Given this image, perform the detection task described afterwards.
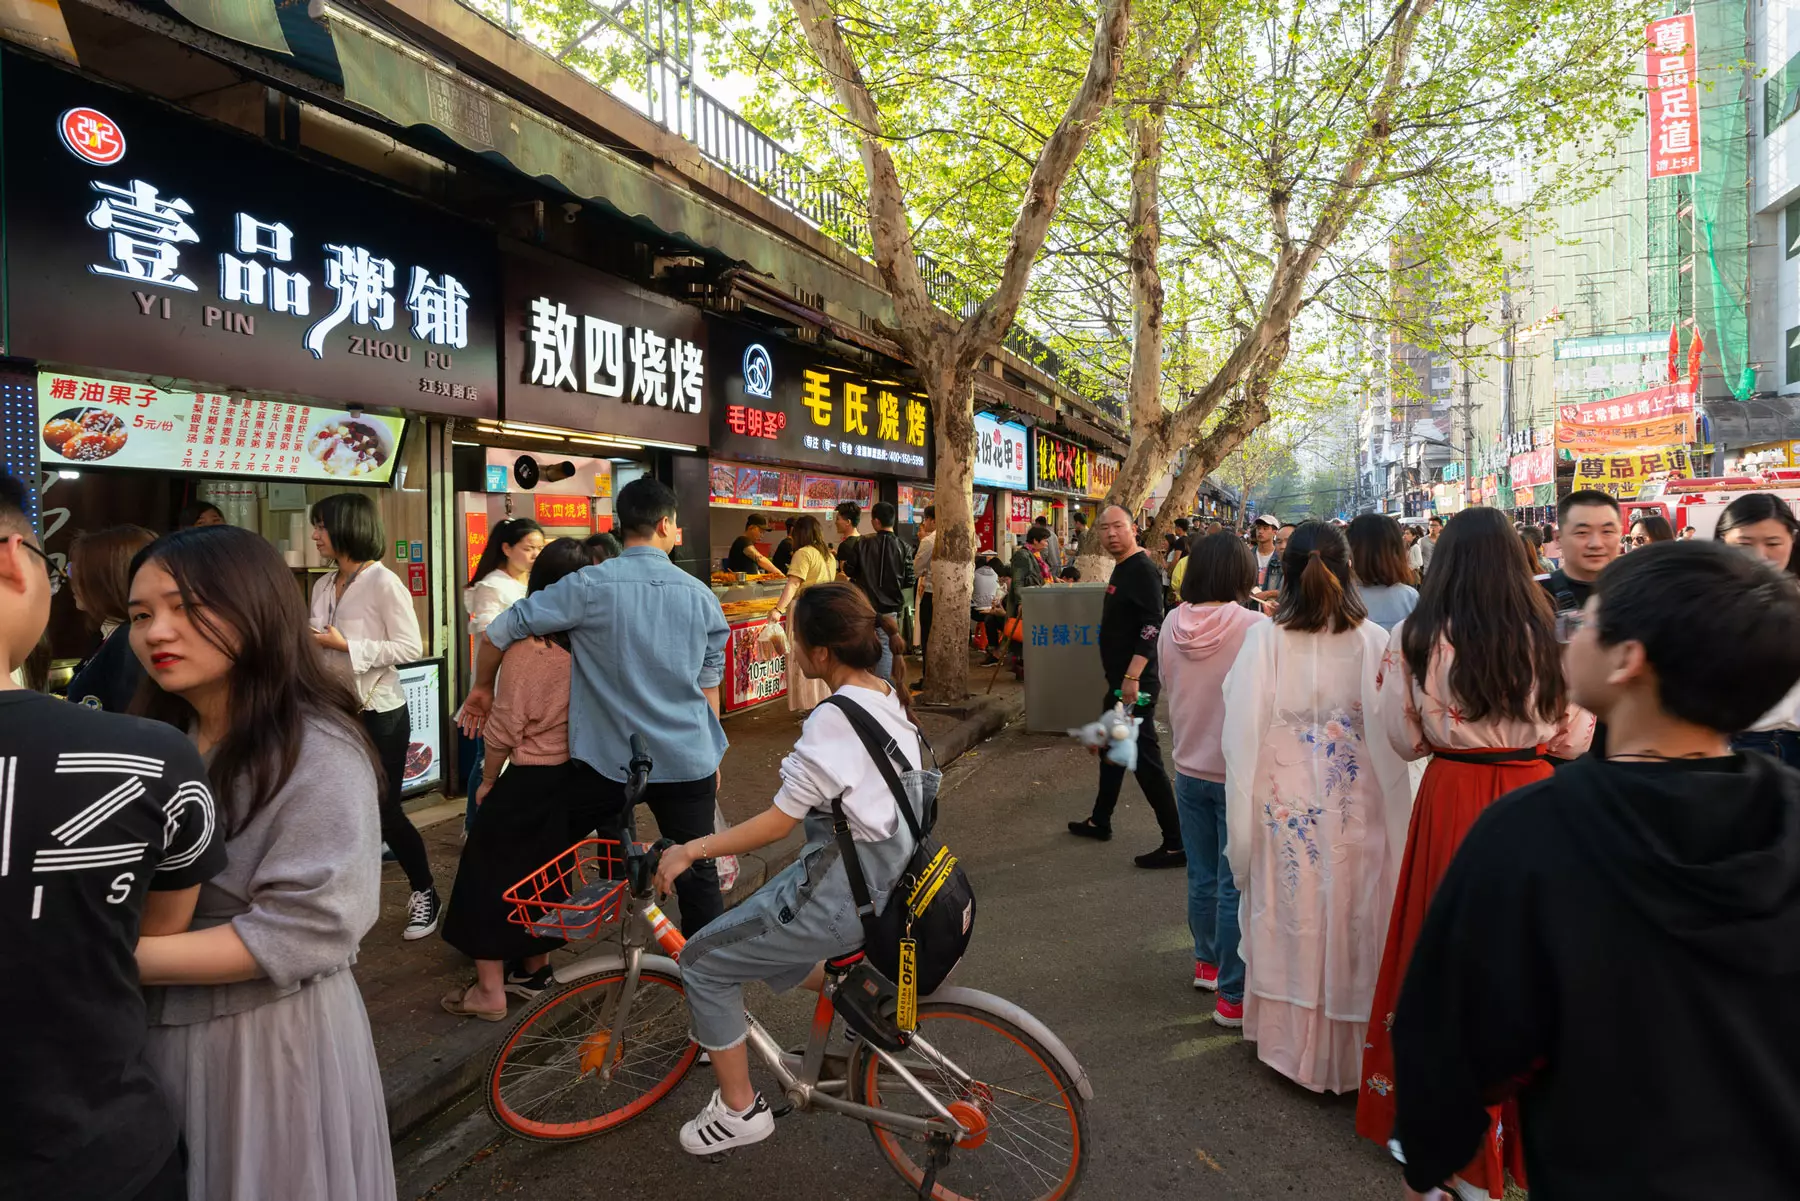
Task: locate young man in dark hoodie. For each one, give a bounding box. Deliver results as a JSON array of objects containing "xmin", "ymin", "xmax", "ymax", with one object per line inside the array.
[{"xmin": 1392, "ymin": 539, "xmax": 1800, "ymax": 1201}]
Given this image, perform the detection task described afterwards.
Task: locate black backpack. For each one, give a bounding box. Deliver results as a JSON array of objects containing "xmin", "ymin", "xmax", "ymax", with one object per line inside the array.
[{"xmin": 822, "ymin": 696, "xmax": 974, "ymax": 1028}]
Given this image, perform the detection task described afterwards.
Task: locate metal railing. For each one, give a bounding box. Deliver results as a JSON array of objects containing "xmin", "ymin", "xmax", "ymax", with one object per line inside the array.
[{"xmin": 459, "ymin": 0, "xmax": 1121, "ymax": 422}]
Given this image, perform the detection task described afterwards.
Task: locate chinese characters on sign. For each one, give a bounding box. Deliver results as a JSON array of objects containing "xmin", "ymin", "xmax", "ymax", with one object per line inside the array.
[
  {"xmin": 1647, "ymin": 14, "xmax": 1701, "ymax": 179},
  {"xmin": 36, "ymin": 371, "xmax": 406, "ymax": 483},
  {"xmin": 1028, "ymin": 622, "xmax": 1097, "ymax": 648},
  {"xmin": 724, "ymin": 620, "xmax": 788, "ymax": 711},
  {"xmin": 1033, "ymin": 430, "xmax": 1091, "ymax": 495},
  {"xmin": 1087, "ymin": 453, "xmax": 1120, "ymax": 501},
  {"xmin": 524, "ymin": 295, "xmax": 703, "ymax": 412},
  {"xmin": 1573, "ymin": 447, "xmax": 1690, "ymax": 497},
  {"xmin": 1554, "ymin": 410, "xmax": 1696, "ymax": 454},
  {"xmin": 4, "ymin": 53, "xmax": 498, "ymax": 415},
  {"xmin": 973, "ymin": 412, "xmax": 1029, "ymax": 490},
  {"xmin": 534, "ymin": 495, "xmax": 593, "ymax": 526},
  {"xmin": 1508, "ymin": 445, "xmax": 1555, "ymax": 489},
  {"xmin": 1557, "ymin": 383, "xmax": 1692, "ymax": 428},
  {"xmin": 724, "ymin": 403, "xmax": 787, "ymax": 440}
]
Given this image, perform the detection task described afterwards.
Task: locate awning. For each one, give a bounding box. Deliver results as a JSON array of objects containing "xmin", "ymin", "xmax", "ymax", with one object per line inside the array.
[
  {"xmin": 164, "ymin": 0, "xmax": 291, "ymax": 53},
  {"xmin": 1704, "ymin": 397, "xmax": 1800, "ymax": 446}
]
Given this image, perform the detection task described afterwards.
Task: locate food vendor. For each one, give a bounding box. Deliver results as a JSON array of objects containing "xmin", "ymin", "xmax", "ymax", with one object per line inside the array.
[{"xmin": 724, "ymin": 512, "xmax": 780, "ymax": 575}]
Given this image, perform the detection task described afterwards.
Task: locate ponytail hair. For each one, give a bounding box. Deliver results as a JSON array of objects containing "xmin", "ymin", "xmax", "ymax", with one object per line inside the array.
[
  {"xmin": 790, "ymin": 582, "xmax": 916, "ymax": 721},
  {"xmin": 1273, "ymin": 521, "xmax": 1366, "ymax": 633}
]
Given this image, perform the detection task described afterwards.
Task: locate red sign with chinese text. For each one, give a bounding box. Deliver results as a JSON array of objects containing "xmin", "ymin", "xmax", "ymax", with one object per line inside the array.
[
  {"xmin": 1557, "ymin": 381, "xmax": 1692, "ymax": 429},
  {"xmin": 59, "ymin": 107, "xmax": 125, "ymax": 165},
  {"xmin": 1647, "ymin": 15, "xmax": 1700, "ymax": 179},
  {"xmin": 723, "ymin": 403, "xmax": 787, "ymax": 440},
  {"xmin": 407, "ymin": 563, "xmax": 427, "ymax": 597},
  {"xmin": 535, "ymin": 495, "xmax": 592, "ymax": 526},
  {"xmin": 465, "ymin": 511, "xmax": 488, "ymax": 583}
]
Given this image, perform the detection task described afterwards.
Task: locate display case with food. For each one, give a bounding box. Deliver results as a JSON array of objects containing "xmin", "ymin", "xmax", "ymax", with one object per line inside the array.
[{"xmin": 711, "ymin": 579, "xmax": 788, "ymax": 713}]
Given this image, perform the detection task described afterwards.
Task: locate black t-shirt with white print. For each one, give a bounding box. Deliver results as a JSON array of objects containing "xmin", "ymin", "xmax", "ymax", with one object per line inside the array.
[{"xmin": 0, "ymin": 691, "xmax": 224, "ymax": 1201}]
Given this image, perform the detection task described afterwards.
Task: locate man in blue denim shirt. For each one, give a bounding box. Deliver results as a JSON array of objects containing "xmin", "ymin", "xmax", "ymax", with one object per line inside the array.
[{"xmin": 460, "ymin": 477, "xmax": 730, "ymax": 935}]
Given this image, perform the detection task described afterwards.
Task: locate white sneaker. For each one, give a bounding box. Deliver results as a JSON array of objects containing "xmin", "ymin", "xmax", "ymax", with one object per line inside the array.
[
  {"xmin": 1448, "ymin": 1177, "xmax": 1490, "ymax": 1201},
  {"xmin": 679, "ymin": 1089, "xmax": 774, "ymax": 1155},
  {"xmin": 402, "ymin": 888, "xmax": 441, "ymax": 941}
]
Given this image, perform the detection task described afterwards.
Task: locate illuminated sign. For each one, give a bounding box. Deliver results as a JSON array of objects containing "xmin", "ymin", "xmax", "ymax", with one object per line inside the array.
[{"xmin": 973, "ymin": 412, "xmax": 1028, "ymax": 489}]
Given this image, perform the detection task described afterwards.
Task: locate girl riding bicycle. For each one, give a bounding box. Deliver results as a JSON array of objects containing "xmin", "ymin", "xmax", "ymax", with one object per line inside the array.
[{"xmin": 652, "ymin": 582, "xmax": 936, "ymax": 1155}]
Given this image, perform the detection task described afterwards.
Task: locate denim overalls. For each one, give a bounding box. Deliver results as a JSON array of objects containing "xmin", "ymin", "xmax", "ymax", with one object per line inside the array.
[{"xmin": 680, "ymin": 758, "xmax": 939, "ymax": 1052}]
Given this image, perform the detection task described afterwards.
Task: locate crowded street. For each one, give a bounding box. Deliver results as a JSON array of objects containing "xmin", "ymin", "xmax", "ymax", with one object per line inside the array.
[{"xmin": 6, "ymin": 0, "xmax": 1800, "ymax": 1199}]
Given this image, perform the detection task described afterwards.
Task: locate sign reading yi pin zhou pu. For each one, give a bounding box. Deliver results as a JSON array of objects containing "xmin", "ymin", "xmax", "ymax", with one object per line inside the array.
[{"xmin": 1, "ymin": 50, "xmax": 498, "ymax": 416}]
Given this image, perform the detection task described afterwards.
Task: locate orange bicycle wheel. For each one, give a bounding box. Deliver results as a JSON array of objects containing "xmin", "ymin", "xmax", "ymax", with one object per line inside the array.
[
  {"xmin": 486, "ymin": 967, "xmax": 698, "ymax": 1142},
  {"xmin": 849, "ymin": 1002, "xmax": 1088, "ymax": 1201}
]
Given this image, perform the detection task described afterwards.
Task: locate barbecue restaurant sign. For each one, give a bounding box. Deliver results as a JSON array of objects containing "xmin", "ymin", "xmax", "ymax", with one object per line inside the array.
[{"xmin": 1, "ymin": 50, "xmax": 498, "ymax": 415}]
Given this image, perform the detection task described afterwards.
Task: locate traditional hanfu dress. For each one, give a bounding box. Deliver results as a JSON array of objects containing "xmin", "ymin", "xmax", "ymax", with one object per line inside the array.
[
  {"xmin": 1222, "ymin": 619, "xmax": 1412, "ymax": 1094},
  {"xmin": 1356, "ymin": 622, "xmax": 1593, "ymax": 1197}
]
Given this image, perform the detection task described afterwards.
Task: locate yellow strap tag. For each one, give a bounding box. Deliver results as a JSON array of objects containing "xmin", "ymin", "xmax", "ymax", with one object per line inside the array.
[{"xmin": 897, "ymin": 938, "xmax": 918, "ymax": 1031}]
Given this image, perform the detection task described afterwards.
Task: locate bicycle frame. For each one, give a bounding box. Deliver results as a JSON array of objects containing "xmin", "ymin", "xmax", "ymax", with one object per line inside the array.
[{"xmin": 565, "ymin": 886, "xmax": 968, "ymax": 1145}]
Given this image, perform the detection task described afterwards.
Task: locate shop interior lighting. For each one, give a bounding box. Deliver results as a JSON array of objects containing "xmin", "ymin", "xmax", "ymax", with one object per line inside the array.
[{"xmin": 473, "ymin": 418, "xmax": 694, "ymax": 454}]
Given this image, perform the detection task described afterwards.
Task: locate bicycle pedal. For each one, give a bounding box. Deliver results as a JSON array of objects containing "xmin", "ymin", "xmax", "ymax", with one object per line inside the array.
[{"xmin": 768, "ymin": 1099, "xmax": 794, "ymax": 1119}]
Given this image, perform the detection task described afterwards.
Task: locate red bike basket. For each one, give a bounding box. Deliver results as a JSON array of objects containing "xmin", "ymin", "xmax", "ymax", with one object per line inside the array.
[{"xmin": 504, "ymin": 838, "xmax": 636, "ymax": 941}]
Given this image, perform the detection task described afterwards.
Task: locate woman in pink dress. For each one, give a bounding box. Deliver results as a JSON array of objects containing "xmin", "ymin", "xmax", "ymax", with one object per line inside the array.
[{"xmin": 1222, "ymin": 522, "xmax": 1412, "ymax": 1094}]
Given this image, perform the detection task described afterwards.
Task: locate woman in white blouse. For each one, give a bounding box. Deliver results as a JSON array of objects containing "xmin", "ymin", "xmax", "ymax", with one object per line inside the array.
[
  {"xmin": 308, "ymin": 493, "xmax": 435, "ymax": 941},
  {"xmin": 464, "ymin": 517, "xmax": 544, "ymax": 639}
]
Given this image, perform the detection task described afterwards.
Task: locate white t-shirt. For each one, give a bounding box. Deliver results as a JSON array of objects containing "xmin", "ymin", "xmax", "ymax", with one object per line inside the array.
[
  {"xmin": 1256, "ymin": 549, "xmax": 1275, "ymax": 578},
  {"xmin": 773, "ymin": 683, "xmax": 921, "ymax": 841}
]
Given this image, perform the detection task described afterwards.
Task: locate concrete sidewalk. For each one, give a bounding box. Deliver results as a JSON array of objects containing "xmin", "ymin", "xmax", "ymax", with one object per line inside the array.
[{"xmin": 362, "ymin": 662, "xmax": 1022, "ymax": 1191}]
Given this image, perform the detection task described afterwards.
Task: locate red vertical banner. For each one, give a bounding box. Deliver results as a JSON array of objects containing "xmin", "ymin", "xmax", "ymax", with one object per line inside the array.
[
  {"xmin": 464, "ymin": 510, "xmax": 489, "ymax": 583},
  {"xmin": 1646, "ymin": 14, "xmax": 1700, "ymax": 179}
]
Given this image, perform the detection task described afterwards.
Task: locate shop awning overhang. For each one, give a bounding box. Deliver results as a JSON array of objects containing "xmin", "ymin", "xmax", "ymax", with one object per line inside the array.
[{"xmin": 1705, "ymin": 397, "xmax": 1800, "ymax": 446}]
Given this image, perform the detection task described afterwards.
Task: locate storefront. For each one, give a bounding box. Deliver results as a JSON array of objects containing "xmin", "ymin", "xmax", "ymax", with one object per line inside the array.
[
  {"xmin": 1032, "ymin": 428, "xmax": 1095, "ymax": 548},
  {"xmin": 974, "ymin": 411, "xmax": 1029, "ymax": 553},
  {"xmin": 6, "ymin": 49, "xmax": 502, "ymax": 795},
  {"xmin": 705, "ymin": 317, "xmax": 932, "ymax": 713}
]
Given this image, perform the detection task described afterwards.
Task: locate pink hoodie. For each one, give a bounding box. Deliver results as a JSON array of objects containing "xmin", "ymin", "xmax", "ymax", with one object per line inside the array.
[{"xmin": 1157, "ymin": 602, "xmax": 1268, "ymax": 782}]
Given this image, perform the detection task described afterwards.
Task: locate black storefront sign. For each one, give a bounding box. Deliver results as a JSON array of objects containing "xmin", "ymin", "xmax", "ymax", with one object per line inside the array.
[
  {"xmin": 500, "ymin": 245, "xmax": 709, "ymax": 445},
  {"xmin": 1033, "ymin": 428, "xmax": 1091, "ymax": 495},
  {"xmin": 1, "ymin": 51, "xmax": 498, "ymax": 416},
  {"xmin": 707, "ymin": 317, "xmax": 931, "ymax": 480}
]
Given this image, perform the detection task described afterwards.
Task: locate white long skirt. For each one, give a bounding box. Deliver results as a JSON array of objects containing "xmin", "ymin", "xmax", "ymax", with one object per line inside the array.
[{"xmin": 146, "ymin": 969, "xmax": 396, "ymax": 1201}]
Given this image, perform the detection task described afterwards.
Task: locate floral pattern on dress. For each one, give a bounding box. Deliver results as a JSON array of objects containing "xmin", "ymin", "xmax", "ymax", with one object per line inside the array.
[
  {"xmin": 1263, "ymin": 705, "xmax": 1366, "ymax": 896},
  {"xmin": 1366, "ymin": 1073, "xmax": 1393, "ymax": 1097}
]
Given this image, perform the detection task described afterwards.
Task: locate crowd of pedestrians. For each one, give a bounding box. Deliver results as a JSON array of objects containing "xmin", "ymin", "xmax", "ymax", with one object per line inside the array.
[{"xmin": 1073, "ymin": 492, "xmax": 1800, "ymax": 1200}]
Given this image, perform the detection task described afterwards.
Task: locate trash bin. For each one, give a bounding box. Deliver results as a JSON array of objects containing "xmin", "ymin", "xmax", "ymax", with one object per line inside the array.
[{"xmin": 1021, "ymin": 584, "xmax": 1110, "ymax": 733}]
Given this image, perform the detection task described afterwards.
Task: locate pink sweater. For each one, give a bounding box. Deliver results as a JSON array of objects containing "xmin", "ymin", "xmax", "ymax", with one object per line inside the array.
[
  {"xmin": 485, "ymin": 637, "xmax": 572, "ymax": 766},
  {"xmin": 1157, "ymin": 602, "xmax": 1268, "ymax": 782}
]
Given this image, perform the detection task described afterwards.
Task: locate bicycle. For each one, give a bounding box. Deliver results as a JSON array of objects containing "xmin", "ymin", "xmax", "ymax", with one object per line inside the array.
[{"xmin": 484, "ymin": 735, "xmax": 1093, "ymax": 1200}]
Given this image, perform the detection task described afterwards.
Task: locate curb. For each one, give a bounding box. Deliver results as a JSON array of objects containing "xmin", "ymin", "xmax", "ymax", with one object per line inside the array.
[{"xmin": 387, "ymin": 688, "xmax": 1022, "ymax": 1170}]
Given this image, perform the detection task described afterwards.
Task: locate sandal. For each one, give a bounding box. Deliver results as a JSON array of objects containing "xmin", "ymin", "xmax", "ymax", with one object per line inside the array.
[{"xmin": 441, "ymin": 984, "xmax": 507, "ymax": 1022}]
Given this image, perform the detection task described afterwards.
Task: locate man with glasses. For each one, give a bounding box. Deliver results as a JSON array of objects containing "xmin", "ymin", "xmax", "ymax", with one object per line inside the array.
[{"xmin": 0, "ymin": 472, "xmax": 225, "ymax": 1201}]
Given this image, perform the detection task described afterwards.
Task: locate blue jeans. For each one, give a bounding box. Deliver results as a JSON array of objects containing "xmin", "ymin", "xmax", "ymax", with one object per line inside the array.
[{"xmin": 1174, "ymin": 773, "xmax": 1244, "ymax": 1002}]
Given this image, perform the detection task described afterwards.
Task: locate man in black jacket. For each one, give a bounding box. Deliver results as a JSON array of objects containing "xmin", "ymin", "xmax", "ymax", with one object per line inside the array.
[
  {"xmin": 1067, "ymin": 505, "xmax": 1185, "ymax": 868},
  {"xmin": 840, "ymin": 501, "xmax": 913, "ymax": 677},
  {"xmin": 1392, "ymin": 540, "xmax": 1800, "ymax": 1201}
]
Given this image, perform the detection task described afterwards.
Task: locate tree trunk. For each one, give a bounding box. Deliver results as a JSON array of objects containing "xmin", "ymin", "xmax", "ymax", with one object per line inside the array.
[{"xmin": 922, "ymin": 362, "xmax": 976, "ymax": 703}]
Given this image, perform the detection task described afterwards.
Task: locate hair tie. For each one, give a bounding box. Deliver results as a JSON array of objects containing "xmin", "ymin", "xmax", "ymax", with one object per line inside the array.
[{"xmin": 1308, "ymin": 548, "xmax": 1322, "ymax": 559}]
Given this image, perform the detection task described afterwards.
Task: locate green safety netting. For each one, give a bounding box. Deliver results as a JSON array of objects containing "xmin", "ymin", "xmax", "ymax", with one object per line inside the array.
[{"xmin": 1649, "ymin": 0, "xmax": 1753, "ymax": 400}]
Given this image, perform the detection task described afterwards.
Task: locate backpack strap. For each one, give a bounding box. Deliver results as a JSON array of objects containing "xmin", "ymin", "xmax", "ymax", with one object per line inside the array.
[
  {"xmin": 830, "ymin": 796, "xmax": 883, "ymax": 940},
  {"xmin": 819, "ymin": 693, "xmax": 931, "ymax": 842}
]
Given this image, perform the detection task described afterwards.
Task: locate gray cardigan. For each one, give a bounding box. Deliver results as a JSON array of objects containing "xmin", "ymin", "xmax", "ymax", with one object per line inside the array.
[{"xmin": 147, "ymin": 715, "xmax": 382, "ymax": 1026}]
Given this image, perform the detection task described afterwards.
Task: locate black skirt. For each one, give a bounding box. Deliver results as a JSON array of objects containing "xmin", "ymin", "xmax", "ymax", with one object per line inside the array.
[{"xmin": 442, "ymin": 760, "xmax": 586, "ymax": 961}]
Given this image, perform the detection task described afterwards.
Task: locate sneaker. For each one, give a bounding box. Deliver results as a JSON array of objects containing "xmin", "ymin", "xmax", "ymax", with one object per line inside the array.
[
  {"xmin": 402, "ymin": 888, "xmax": 441, "ymax": 941},
  {"xmin": 1193, "ymin": 961, "xmax": 1219, "ymax": 992},
  {"xmin": 1133, "ymin": 845, "xmax": 1187, "ymax": 869},
  {"xmin": 679, "ymin": 1089, "xmax": 775, "ymax": 1155},
  {"xmin": 504, "ymin": 964, "xmax": 555, "ymax": 1000},
  {"xmin": 1213, "ymin": 996, "xmax": 1244, "ymax": 1028},
  {"xmin": 1066, "ymin": 819, "xmax": 1113, "ymax": 842}
]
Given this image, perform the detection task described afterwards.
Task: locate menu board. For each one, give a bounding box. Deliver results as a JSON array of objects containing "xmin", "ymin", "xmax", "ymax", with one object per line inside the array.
[
  {"xmin": 396, "ymin": 660, "xmax": 443, "ymax": 796},
  {"xmin": 723, "ymin": 619, "xmax": 788, "ymax": 712},
  {"xmin": 37, "ymin": 371, "xmax": 405, "ymax": 483},
  {"xmin": 708, "ymin": 458, "xmax": 872, "ymax": 512}
]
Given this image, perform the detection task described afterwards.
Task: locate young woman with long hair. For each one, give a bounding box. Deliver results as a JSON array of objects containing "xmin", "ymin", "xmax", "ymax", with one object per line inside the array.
[
  {"xmin": 1159, "ymin": 533, "xmax": 1268, "ymax": 1027},
  {"xmin": 1355, "ymin": 506, "xmax": 1592, "ymax": 1200},
  {"xmin": 1626, "ymin": 511, "xmax": 1675, "ymax": 549},
  {"xmin": 1221, "ymin": 522, "xmax": 1411, "ymax": 1094},
  {"xmin": 461, "ymin": 517, "xmax": 545, "ymax": 822},
  {"xmin": 63, "ymin": 524, "xmax": 156, "ymax": 711},
  {"xmin": 651, "ymin": 582, "xmax": 934, "ymax": 1154},
  {"xmin": 766, "ymin": 513, "xmax": 838, "ymax": 713},
  {"xmin": 129, "ymin": 526, "xmax": 395, "ymax": 1200},
  {"xmin": 1715, "ymin": 493, "xmax": 1800, "ymax": 763},
  {"xmin": 441, "ymin": 539, "xmax": 593, "ymax": 1018},
  {"xmin": 308, "ymin": 493, "xmax": 435, "ymax": 940},
  {"xmin": 1347, "ymin": 514, "xmax": 1419, "ymax": 630}
]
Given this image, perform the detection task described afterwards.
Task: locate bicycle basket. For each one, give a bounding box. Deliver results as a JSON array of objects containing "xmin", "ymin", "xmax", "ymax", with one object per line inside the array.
[{"xmin": 504, "ymin": 838, "xmax": 636, "ymax": 941}]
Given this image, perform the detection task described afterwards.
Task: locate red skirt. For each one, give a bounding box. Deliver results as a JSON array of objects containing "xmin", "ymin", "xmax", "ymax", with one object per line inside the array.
[{"xmin": 1354, "ymin": 748, "xmax": 1551, "ymax": 1197}]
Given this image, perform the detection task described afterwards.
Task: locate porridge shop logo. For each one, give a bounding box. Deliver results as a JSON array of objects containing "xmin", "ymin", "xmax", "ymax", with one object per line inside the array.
[
  {"xmin": 60, "ymin": 107, "xmax": 126, "ymax": 166},
  {"xmin": 743, "ymin": 343, "xmax": 774, "ymax": 399}
]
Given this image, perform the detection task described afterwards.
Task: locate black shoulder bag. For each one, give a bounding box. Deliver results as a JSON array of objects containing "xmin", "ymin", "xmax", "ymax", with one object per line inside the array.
[{"xmin": 822, "ymin": 696, "xmax": 974, "ymax": 1031}]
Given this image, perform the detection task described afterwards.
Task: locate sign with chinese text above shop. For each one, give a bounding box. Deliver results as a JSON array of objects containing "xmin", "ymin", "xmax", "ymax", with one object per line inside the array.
[
  {"xmin": 1033, "ymin": 429, "xmax": 1091, "ymax": 495},
  {"xmin": 1646, "ymin": 14, "xmax": 1701, "ymax": 179},
  {"xmin": 1087, "ymin": 452, "xmax": 1119, "ymax": 501},
  {"xmin": 973, "ymin": 412, "xmax": 1029, "ymax": 489},
  {"xmin": 1508, "ymin": 445, "xmax": 1555, "ymax": 489},
  {"xmin": 36, "ymin": 371, "xmax": 405, "ymax": 483},
  {"xmin": 1, "ymin": 51, "xmax": 497, "ymax": 417},
  {"xmin": 1554, "ymin": 408, "xmax": 1695, "ymax": 454},
  {"xmin": 501, "ymin": 247, "xmax": 707, "ymax": 445},
  {"xmin": 1573, "ymin": 447, "xmax": 1690, "ymax": 497},
  {"xmin": 708, "ymin": 319, "xmax": 930, "ymax": 479}
]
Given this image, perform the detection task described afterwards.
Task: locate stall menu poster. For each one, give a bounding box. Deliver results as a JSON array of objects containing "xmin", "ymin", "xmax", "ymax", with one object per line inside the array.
[
  {"xmin": 37, "ymin": 371, "xmax": 405, "ymax": 483},
  {"xmin": 723, "ymin": 620, "xmax": 788, "ymax": 711},
  {"xmin": 397, "ymin": 661, "xmax": 443, "ymax": 795}
]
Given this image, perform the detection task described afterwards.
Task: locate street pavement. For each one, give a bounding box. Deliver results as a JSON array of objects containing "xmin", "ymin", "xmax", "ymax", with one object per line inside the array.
[{"xmin": 424, "ymin": 725, "xmax": 1408, "ymax": 1200}]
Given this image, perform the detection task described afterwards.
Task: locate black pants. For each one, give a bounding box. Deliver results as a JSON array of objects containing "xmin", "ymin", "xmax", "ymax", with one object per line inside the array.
[
  {"xmin": 363, "ymin": 705, "xmax": 435, "ymax": 893},
  {"xmin": 1089, "ymin": 688, "xmax": 1182, "ymax": 847},
  {"xmin": 567, "ymin": 765, "xmax": 724, "ymax": 937},
  {"xmin": 917, "ymin": 592, "xmax": 934, "ymax": 676}
]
